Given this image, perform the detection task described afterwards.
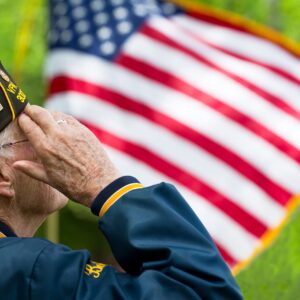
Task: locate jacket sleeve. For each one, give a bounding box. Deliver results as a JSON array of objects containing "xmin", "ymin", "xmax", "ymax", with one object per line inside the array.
[{"xmin": 30, "ymin": 176, "xmax": 243, "ymax": 300}]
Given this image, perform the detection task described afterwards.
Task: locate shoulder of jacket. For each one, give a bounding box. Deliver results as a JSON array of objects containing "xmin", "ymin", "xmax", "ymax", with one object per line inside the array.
[{"xmin": 0, "ymin": 237, "xmax": 53, "ymax": 260}]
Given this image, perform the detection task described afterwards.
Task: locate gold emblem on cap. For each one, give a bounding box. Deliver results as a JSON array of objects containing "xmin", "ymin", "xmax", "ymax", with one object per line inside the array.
[{"xmin": 0, "ymin": 70, "xmax": 9, "ymax": 82}]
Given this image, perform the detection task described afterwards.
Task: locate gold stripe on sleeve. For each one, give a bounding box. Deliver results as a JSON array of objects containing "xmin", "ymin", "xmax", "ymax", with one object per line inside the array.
[{"xmin": 99, "ymin": 183, "xmax": 144, "ymax": 218}]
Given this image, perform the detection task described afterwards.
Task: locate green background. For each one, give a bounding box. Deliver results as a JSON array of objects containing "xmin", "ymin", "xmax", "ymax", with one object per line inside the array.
[{"xmin": 1, "ymin": 0, "xmax": 300, "ymax": 298}]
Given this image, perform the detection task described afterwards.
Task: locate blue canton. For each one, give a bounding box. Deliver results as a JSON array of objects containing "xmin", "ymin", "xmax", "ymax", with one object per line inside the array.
[{"xmin": 49, "ymin": 0, "xmax": 183, "ymax": 61}]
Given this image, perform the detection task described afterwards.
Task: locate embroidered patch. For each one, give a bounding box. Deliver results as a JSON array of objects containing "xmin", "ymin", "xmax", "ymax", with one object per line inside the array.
[{"xmin": 84, "ymin": 261, "xmax": 106, "ymax": 279}]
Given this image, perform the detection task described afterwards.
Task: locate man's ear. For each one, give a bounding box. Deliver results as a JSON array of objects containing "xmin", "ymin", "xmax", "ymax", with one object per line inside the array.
[{"xmin": 0, "ymin": 170, "xmax": 14, "ymax": 199}]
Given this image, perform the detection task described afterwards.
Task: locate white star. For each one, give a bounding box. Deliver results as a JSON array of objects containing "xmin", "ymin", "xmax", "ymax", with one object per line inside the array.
[
  {"xmin": 75, "ymin": 20, "xmax": 90, "ymax": 33},
  {"xmin": 133, "ymin": 4, "xmax": 147, "ymax": 17},
  {"xmin": 97, "ymin": 27, "xmax": 113, "ymax": 40},
  {"xmin": 100, "ymin": 41, "xmax": 116, "ymax": 55},
  {"xmin": 94, "ymin": 12, "xmax": 109, "ymax": 25},
  {"xmin": 56, "ymin": 16, "xmax": 70, "ymax": 29},
  {"xmin": 117, "ymin": 21, "xmax": 132, "ymax": 35},
  {"xmin": 113, "ymin": 7, "xmax": 129, "ymax": 20},
  {"xmin": 162, "ymin": 3, "xmax": 176, "ymax": 15},
  {"xmin": 53, "ymin": 3, "xmax": 68, "ymax": 16},
  {"xmin": 79, "ymin": 34, "xmax": 93, "ymax": 48},
  {"xmin": 60, "ymin": 30, "xmax": 73, "ymax": 43},
  {"xmin": 72, "ymin": 6, "xmax": 87, "ymax": 20},
  {"xmin": 90, "ymin": 0, "xmax": 105, "ymax": 12}
]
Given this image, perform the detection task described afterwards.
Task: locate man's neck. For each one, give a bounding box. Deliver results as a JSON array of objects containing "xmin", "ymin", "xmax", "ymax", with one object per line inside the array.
[
  {"xmin": 0, "ymin": 210, "xmax": 46, "ymax": 237},
  {"xmin": 11, "ymin": 215, "xmax": 46, "ymax": 237}
]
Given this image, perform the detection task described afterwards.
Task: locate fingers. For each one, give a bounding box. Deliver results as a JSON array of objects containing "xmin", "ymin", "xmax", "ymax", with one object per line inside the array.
[
  {"xmin": 18, "ymin": 114, "xmax": 46, "ymax": 151},
  {"xmin": 13, "ymin": 160, "xmax": 49, "ymax": 184},
  {"xmin": 24, "ymin": 105, "xmax": 57, "ymax": 133}
]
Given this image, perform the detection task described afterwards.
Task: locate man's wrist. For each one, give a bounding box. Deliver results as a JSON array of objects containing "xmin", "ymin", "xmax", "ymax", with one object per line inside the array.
[
  {"xmin": 81, "ymin": 168, "xmax": 121, "ymax": 208},
  {"xmin": 91, "ymin": 176, "xmax": 143, "ymax": 217}
]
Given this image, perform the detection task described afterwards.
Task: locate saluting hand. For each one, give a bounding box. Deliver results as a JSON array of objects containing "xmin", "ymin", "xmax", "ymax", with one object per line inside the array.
[{"xmin": 13, "ymin": 105, "xmax": 120, "ymax": 207}]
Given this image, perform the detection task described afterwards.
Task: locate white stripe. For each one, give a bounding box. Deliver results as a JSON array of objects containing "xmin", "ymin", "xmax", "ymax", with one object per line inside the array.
[
  {"xmin": 123, "ymin": 33, "xmax": 300, "ymax": 150},
  {"xmin": 172, "ymin": 15, "xmax": 300, "ymax": 80},
  {"xmin": 46, "ymin": 50, "xmax": 300, "ymax": 193},
  {"xmin": 148, "ymin": 17, "xmax": 300, "ymax": 112},
  {"xmin": 46, "ymin": 92, "xmax": 285, "ymax": 227}
]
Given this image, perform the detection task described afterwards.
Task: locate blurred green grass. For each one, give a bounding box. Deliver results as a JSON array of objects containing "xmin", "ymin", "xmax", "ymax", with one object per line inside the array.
[{"xmin": 1, "ymin": 0, "xmax": 300, "ymax": 298}]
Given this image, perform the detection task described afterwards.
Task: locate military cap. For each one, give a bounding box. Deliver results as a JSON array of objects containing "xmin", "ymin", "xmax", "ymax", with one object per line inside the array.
[{"xmin": 0, "ymin": 62, "xmax": 28, "ymax": 132}]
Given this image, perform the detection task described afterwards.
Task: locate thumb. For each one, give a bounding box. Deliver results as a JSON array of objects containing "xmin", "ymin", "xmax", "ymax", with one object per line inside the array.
[{"xmin": 13, "ymin": 160, "xmax": 49, "ymax": 184}]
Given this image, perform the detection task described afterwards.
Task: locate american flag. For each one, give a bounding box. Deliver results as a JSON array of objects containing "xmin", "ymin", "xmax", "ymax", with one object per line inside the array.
[{"xmin": 46, "ymin": 0, "xmax": 300, "ymax": 272}]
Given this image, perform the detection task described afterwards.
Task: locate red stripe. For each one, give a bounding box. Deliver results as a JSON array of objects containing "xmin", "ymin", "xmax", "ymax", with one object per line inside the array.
[
  {"xmin": 80, "ymin": 120, "xmax": 266, "ymax": 238},
  {"xmin": 49, "ymin": 75, "xmax": 291, "ymax": 205},
  {"xmin": 186, "ymin": 12, "xmax": 300, "ymax": 60},
  {"xmin": 217, "ymin": 246, "xmax": 237, "ymax": 266},
  {"xmin": 116, "ymin": 54, "xmax": 300, "ymax": 166},
  {"xmin": 173, "ymin": 20, "xmax": 300, "ymax": 86},
  {"xmin": 141, "ymin": 25, "xmax": 300, "ymax": 121}
]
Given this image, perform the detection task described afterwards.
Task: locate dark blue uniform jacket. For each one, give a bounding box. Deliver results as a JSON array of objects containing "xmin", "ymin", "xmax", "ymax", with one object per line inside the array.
[{"xmin": 0, "ymin": 176, "xmax": 243, "ymax": 299}]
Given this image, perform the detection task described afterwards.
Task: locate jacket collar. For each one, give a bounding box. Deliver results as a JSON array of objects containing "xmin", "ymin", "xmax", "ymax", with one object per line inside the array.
[{"xmin": 0, "ymin": 220, "xmax": 17, "ymax": 238}]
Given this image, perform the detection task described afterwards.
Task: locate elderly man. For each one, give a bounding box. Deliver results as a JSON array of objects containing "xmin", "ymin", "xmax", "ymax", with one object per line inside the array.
[{"xmin": 0, "ymin": 64, "xmax": 243, "ymax": 299}]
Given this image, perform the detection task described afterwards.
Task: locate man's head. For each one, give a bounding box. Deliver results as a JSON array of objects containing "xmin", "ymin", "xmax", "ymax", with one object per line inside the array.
[{"xmin": 0, "ymin": 119, "xmax": 68, "ymax": 229}]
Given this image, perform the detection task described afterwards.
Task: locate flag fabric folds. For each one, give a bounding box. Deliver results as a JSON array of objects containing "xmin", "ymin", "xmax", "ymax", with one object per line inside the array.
[{"xmin": 46, "ymin": 0, "xmax": 300, "ymax": 272}]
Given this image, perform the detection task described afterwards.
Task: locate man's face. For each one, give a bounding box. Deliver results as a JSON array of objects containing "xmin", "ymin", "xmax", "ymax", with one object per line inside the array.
[{"xmin": 1, "ymin": 122, "xmax": 68, "ymax": 216}]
